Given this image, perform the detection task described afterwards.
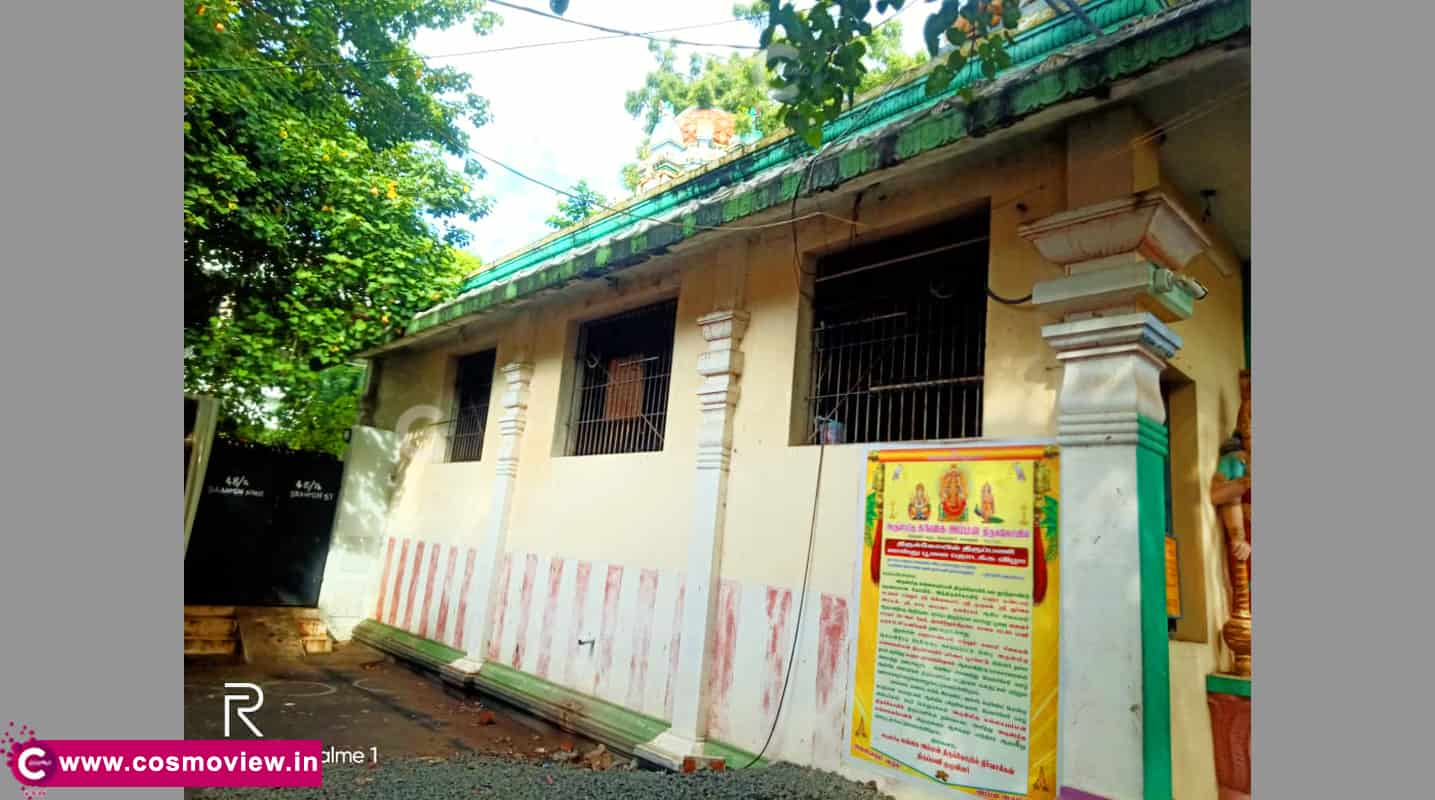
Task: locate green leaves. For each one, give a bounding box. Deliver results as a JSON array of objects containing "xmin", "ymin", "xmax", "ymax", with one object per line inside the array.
[
  {"xmin": 185, "ymin": 0, "xmax": 489, "ymax": 453},
  {"xmin": 760, "ymin": 0, "xmax": 1024, "ymax": 146},
  {"xmin": 545, "ymin": 180, "xmax": 609, "ymax": 230}
]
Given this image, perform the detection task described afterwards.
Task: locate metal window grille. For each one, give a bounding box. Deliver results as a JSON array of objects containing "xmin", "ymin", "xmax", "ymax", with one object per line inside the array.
[
  {"xmin": 447, "ymin": 349, "xmax": 497, "ymax": 463},
  {"xmin": 806, "ymin": 213, "xmax": 990, "ymax": 445},
  {"xmin": 566, "ymin": 299, "xmax": 678, "ymax": 456}
]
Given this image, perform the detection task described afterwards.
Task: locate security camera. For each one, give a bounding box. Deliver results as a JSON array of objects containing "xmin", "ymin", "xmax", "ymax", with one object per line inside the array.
[{"xmin": 1176, "ymin": 274, "xmax": 1210, "ymax": 301}]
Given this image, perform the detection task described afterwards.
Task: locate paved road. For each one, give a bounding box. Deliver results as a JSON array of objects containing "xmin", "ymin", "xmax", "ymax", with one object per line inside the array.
[
  {"xmin": 191, "ymin": 756, "xmax": 894, "ymax": 800},
  {"xmin": 185, "ymin": 643, "xmax": 892, "ymax": 799},
  {"xmin": 185, "ymin": 643, "xmax": 588, "ymax": 760}
]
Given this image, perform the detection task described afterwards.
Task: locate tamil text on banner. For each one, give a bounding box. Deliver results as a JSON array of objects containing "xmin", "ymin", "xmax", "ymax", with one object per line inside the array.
[{"xmin": 848, "ymin": 444, "xmax": 1059, "ymax": 799}]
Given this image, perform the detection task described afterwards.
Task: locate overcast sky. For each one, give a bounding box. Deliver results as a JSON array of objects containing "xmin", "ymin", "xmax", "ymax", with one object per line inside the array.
[{"xmin": 414, "ymin": 1, "xmax": 927, "ymax": 265}]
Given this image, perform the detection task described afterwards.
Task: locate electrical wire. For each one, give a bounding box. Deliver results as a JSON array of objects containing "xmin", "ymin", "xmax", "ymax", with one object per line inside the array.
[
  {"xmin": 739, "ymin": 416, "xmax": 827, "ymax": 770},
  {"xmin": 486, "ymin": 0, "xmax": 759, "ymax": 49},
  {"xmin": 732, "ymin": 78, "xmax": 1251, "ymax": 772},
  {"xmin": 445, "ymin": 74, "xmax": 1247, "ymax": 323},
  {"xmin": 469, "ymin": 148, "xmax": 868, "ymax": 234},
  {"xmin": 740, "ymin": 10, "xmax": 922, "ymax": 769},
  {"xmin": 987, "ymin": 288, "xmax": 1033, "ymax": 304},
  {"xmin": 184, "ymin": 17, "xmax": 752, "ymax": 74}
]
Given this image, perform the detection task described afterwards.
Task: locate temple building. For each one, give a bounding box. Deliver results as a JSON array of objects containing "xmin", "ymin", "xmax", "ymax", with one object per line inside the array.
[
  {"xmin": 315, "ymin": 3, "xmax": 1254, "ymax": 799},
  {"xmin": 632, "ymin": 106, "xmax": 758, "ymax": 195}
]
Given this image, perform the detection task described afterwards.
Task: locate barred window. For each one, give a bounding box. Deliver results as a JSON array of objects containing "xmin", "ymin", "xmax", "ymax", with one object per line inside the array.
[
  {"xmin": 565, "ymin": 299, "xmax": 678, "ymax": 456},
  {"xmin": 804, "ymin": 212, "xmax": 990, "ymax": 445},
  {"xmin": 448, "ymin": 349, "xmax": 497, "ymax": 463}
]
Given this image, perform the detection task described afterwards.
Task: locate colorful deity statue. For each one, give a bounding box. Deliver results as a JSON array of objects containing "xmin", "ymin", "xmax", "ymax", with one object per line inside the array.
[
  {"xmin": 908, "ymin": 483, "xmax": 931, "ymax": 521},
  {"xmin": 939, "ymin": 464, "xmax": 968, "ymax": 521},
  {"xmin": 1211, "ymin": 370, "xmax": 1252, "ymax": 676}
]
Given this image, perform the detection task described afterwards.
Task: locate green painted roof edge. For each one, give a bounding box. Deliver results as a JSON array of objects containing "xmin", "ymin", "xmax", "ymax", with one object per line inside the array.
[
  {"xmin": 403, "ymin": 0, "xmax": 1248, "ymax": 340},
  {"xmin": 455, "ymin": 0, "xmax": 1158, "ymax": 297}
]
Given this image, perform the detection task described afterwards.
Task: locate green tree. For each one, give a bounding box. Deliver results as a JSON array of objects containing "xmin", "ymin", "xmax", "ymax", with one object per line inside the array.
[
  {"xmin": 559, "ymin": 1, "xmax": 1024, "ymax": 149},
  {"xmin": 760, "ymin": 0, "xmax": 1023, "ymax": 146},
  {"xmin": 619, "ymin": 8, "xmax": 925, "ymax": 191},
  {"xmin": 184, "ymin": 0, "xmax": 498, "ymax": 454},
  {"xmin": 452, "ymin": 248, "xmax": 485, "ymax": 276},
  {"xmin": 624, "ymin": 42, "xmax": 778, "ymax": 141},
  {"xmin": 545, "ymin": 180, "xmax": 610, "ymax": 229}
]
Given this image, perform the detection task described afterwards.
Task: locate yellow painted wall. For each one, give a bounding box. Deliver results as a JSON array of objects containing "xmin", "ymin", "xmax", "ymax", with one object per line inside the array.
[
  {"xmin": 499, "ymin": 265, "xmax": 702, "ymax": 572},
  {"xmin": 368, "ymin": 114, "xmax": 1246, "ymax": 800},
  {"xmin": 1161, "ymin": 253, "xmax": 1245, "ymax": 800},
  {"xmin": 376, "ymin": 334, "xmax": 501, "ymax": 549},
  {"xmin": 721, "ymin": 136, "xmax": 1070, "ymax": 597}
]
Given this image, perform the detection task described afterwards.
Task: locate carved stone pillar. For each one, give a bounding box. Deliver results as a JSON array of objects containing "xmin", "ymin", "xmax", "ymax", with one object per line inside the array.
[
  {"xmin": 638, "ymin": 309, "xmax": 748, "ymax": 769},
  {"xmin": 444, "ymin": 361, "xmax": 534, "ymax": 679},
  {"xmin": 1041, "ymin": 312, "xmax": 1180, "ymax": 800},
  {"xmin": 1021, "ymin": 190, "xmax": 1210, "ymax": 800}
]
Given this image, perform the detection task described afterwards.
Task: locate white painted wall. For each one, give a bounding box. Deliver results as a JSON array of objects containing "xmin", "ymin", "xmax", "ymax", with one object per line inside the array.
[
  {"xmin": 356, "ymin": 118, "xmax": 1245, "ymax": 800},
  {"xmin": 318, "ymin": 425, "xmax": 401, "ymax": 640}
]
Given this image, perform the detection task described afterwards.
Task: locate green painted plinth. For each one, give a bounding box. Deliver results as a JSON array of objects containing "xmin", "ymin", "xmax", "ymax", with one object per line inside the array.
[
  {"xmin": 352, "ymin": 618, "xmax": 770, "ymax": 769},
  {"xmin": 1206, "ymin": 673, "xmax": 1251, "ymax": 698}
]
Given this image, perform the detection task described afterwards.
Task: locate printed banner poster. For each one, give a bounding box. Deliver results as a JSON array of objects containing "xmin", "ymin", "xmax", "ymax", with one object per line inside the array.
[{"xmin": 849, "ymin": 445, "xmax": 1060, "ymax": 799}]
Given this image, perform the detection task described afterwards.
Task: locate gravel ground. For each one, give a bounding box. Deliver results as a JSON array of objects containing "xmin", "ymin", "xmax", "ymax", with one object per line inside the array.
[{"xmin": 191, "ymin": 755, "xmax": 894, "ymax": 800}]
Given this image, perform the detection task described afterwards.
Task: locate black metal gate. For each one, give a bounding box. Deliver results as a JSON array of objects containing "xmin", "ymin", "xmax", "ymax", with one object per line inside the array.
[{"xmin": 184, "ymin": 439, "xmax": 343, "ymax": 607}]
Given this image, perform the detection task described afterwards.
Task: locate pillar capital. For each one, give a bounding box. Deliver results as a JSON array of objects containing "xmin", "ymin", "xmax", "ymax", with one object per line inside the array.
[
  {"xmin": 697, "ymin": 309, "xmax": 750, "ymax": 344},
  {"xmin": 1020, "ymin": 191, "xmax": 1211, "ymax": 323},
  {"xmin": 695, "ymin": 310, "xmax": 748, "ymax": 472},
  {"xmin": 1042, "ymin": 312, "xmax": 1181, "ymax": 366},
  {"xmin": 499, "ymin": 360, "xmax": 535, "ymax": 385},
  {"xmin": 493, "ymin": 361, "xmax": 535, "ymax": 476},
  {"xmin": 1020, "ymin": 191, "xmax": 1210, "ymax": 274},
  {"xmin": 1042, "ymin": 312, "xmax": 1178, "ymax": 449}
]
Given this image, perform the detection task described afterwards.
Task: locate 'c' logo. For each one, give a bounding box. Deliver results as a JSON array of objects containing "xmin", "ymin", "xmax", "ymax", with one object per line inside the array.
[{"xmin": 16, "ymin": 744, "xmax": 55, "ymax": 784}]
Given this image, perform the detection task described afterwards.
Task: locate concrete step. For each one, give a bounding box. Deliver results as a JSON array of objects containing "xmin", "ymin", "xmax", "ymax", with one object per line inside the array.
[
  {"xmin": 184, "ymin": 606, "xmax": 331, "ymax": 662},
  {"xmin": 184, "ymin": 606, "xmax": 240, "ymax": 659},
  {"xmin": 185, "ymin": 605, "xmax": 237, "ymax": 617},
  {"xmin": 185, "ymin": 617, "xmax": 238, "ymax": 639},
  {"xmin": 233, "ymin": 607, "xmax": 333, "ymax": 662},
  {"xmin": 184, "ymin": 639, "xmax": 237, "ymax": 656},
  {"xmin": 297, "ymin": 619, "xmax": 328, "ymax": 638}
]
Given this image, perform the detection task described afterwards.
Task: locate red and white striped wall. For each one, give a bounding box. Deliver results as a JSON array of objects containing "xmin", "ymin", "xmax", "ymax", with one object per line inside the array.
[
  {"xmin": 486, "ymin": 552, "xmax": 689, "ymax": 721},
  {"xmin": 701, "ymin": 579, "xmax": 853, "ymax": 771},
  {"xmin": 366, "ymin": 542, "xmax": 854, "ymax": 773},
  {"xmin": 483, "ymin": 551, "xmax": 855, "ymax": 772},
  {"xmin": 370, "ymin": 536, "xmax": 479, "ymax": 651}
]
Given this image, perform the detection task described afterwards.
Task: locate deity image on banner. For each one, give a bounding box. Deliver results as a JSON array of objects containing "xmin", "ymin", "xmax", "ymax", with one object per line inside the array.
[
  {"xmin": 974, "ymin": 481, "xmax": 1004, "ymax": 524},
  {"xmin": 907, "ymin": 483, "xmax": 931, "ymax": 521},
  {"xmin": 938, "ymin": 464, "xmax": 968, "ymax": 521}
]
